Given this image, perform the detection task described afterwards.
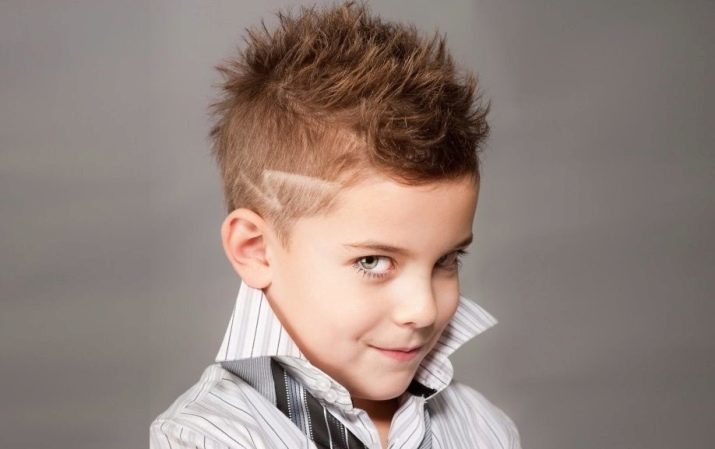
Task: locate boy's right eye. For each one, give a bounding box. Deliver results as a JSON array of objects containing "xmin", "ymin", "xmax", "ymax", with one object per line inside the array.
[{"xmin": 352, "ymin": 256, "xmax": 393, "ymax": 279}]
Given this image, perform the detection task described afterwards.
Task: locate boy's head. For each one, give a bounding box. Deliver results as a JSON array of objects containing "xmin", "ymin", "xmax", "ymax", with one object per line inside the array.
[
  {"xmin": 210, "ymin": 0, "xmax": 489, "ymax": 250},
  {"xmin": 215, "ymin": 1, "xmax": 488, "ymax": 408}
]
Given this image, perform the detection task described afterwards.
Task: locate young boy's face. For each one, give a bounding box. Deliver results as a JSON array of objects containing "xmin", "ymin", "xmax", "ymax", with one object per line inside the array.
[{"xmin": 262, "ymin": 171, "xmax": 478, "ymax": 403}]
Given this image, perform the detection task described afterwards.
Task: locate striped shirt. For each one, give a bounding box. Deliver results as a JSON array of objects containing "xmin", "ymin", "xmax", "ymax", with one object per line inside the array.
[{"xmin": 150, "ymin": 282, "xmax": 522, "ymax": 449}]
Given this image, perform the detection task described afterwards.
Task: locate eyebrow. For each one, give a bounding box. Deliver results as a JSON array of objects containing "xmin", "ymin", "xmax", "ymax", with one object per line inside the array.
[{"xmin": 342, "ymin": 233, "xmax": 473, "ymax": 256}]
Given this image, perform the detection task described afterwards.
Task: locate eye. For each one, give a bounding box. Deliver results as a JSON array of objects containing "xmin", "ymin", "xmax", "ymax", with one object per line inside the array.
[
  {"xmin": 352, "ymin": 256, "xmax": 393, "ymax": 279},
  {"xmin": 352, "ymin": 249, "xmax": 469, "ymax": 280},
  {"xmin": 436, "ymin": 249, "xmax": 468, "ymax": 271}
]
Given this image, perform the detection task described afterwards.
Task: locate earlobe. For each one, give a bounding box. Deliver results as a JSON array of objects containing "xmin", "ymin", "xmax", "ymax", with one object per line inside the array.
[{"xmin": 220, "ymin": 208, "xmax": 272, "ymax": 289}]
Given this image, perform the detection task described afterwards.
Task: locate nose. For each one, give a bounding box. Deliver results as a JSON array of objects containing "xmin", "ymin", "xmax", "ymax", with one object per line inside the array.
[{"xmin": 392, "ymin": 277, "xmax": 438, "ymax": 329}]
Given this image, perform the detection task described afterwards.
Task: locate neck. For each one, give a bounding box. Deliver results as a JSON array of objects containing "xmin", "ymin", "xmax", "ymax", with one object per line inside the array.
[{"xmin": 351, "ymin": 396, "xmax": 400, "ymax": 422}]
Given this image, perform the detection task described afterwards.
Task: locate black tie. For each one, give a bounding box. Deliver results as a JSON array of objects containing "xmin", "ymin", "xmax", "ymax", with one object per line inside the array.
[{"xmin": 222, "ymin": 356, "xmax": 433, "ymax": 449}]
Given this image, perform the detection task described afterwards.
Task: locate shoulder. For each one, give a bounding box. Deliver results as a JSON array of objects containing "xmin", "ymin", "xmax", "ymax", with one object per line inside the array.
[
  {"xmin": 149, "ymin": 363, "xmax": 271, "ymax": 449},
  {"xmin": 428, "ymin": 381, "xmax": 522, "ymax": 449}
]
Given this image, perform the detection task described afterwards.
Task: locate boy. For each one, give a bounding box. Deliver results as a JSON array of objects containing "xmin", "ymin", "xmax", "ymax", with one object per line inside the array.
[{"xmin": 150, "ymin": 1, "xmax": 522, "ymax": 448}]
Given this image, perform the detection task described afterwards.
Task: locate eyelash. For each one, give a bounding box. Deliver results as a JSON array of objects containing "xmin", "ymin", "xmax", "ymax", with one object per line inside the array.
[{"xmin": 352, "ymin": 249, "xmax": 468, "ymax": 280}]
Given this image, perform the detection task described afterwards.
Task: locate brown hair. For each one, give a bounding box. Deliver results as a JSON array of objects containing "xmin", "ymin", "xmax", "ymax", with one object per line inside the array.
[{"xmin": 209, "ymin": 0, "xmax": 490, "ymax": 249}]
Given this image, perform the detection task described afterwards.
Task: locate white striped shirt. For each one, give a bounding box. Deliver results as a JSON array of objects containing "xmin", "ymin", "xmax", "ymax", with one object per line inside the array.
[{"xmin": 150, "ymin": 282, "xmax": 522, "ymax": 449}]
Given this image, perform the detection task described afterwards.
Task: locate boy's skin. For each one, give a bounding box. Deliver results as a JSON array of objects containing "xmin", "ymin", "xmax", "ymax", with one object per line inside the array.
[{"xmin": 220, "ymin": 168, "xmax": 479, "ymax": 448}]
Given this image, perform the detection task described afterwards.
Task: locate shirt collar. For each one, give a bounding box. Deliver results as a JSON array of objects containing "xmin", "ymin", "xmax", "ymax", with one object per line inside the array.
[{"xmin": 215, "ymin": 281, "xmax": 498, "ymax": 411}]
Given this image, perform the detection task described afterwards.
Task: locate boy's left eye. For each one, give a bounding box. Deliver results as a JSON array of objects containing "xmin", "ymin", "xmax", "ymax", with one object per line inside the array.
[{"xmin": 352, "ymin": 250, "xmax": 468, "ymax": 280}]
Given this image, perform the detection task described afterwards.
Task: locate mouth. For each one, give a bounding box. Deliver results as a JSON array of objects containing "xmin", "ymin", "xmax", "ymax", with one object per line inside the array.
[{"xmin": 371, "ymin": 345, "xmax": 424, "ymax": 362}]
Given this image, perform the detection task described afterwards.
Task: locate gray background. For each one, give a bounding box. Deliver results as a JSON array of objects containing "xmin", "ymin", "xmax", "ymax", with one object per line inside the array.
[{"xmin": 1, "ymin": 1, "xmax": 713, "ymax": 448}]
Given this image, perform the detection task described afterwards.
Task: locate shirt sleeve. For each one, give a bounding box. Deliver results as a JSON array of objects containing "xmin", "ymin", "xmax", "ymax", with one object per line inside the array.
[
  {"xmin": 487, "ymin": 395, "xmax": 522, "ymax": 449},
  {"xmin": 452, "ymin": 382, "xmax": 523, "ymax": 449},
  {"xmin": 150, "ymin": 417, "xmax": 252, "ymax": 449}
]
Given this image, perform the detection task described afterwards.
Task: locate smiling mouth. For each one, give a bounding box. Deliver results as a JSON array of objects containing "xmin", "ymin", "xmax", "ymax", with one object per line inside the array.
[
  {"xmin": 382, "ymin": 346, "xmax": 422, "ymax": 352},
  {"xmin": 371, "ymin": 345, "xmax": 423, "ymax": 362}
]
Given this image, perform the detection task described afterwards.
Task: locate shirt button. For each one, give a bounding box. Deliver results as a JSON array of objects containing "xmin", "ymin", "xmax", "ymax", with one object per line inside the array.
[
  {"xmin": 324, "ymin": 389, "xmax": 338, "ymax": 402},
  {"xmin": 314, "ymin": 378, "xmax": 330, "ymax": 392}
]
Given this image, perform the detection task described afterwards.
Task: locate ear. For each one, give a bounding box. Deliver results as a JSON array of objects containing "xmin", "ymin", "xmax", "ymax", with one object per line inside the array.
[{"xmin": 220, "ymin": 208, "xmax": 272, "ymax": 289}]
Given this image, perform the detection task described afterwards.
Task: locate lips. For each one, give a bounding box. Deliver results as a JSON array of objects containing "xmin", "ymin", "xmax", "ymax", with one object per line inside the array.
[
  {"xmin": 380, "ymin": 346, "xmax": 423, "ymax": 352},
  {"xmin": 372, "ymin": 345, "xmax": 423, "ymax": 362}
]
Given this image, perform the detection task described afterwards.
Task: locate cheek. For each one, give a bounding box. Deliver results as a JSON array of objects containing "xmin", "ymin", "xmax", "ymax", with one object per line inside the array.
[
  {"xmin": 328, "ymin": 298, "xmax": 382, "ymax": 337},
  {"xmin": 437, "ymin": 292, "xmax": 461, "ymax": 326},
  {"xmin": 443, "ymin": 295, "xmax": 459, "ymax": 322},
  {"xmin": 320, "ymin": 297, "xmax": 385, "ymax": 345},
  {"xmin": 292, "ymin": 283, "xmax": 375, "ymax": 337}
]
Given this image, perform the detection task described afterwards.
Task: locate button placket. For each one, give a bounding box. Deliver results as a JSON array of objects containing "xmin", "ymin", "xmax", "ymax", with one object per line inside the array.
[{"xmin": 323, "ymin": 388, "xmax": 337, "ymax": 403}]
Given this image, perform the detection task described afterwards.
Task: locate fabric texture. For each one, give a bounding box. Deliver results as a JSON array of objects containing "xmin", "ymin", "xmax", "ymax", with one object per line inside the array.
[{"xmin": 150, "ymin": 282, "xmax": 522, "ymax": 449}]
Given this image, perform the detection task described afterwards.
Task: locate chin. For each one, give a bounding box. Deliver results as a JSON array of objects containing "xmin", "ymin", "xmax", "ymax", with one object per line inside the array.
[{"xmin": 353, "ymin": 376, "xmax": 411, "ymax": 401}]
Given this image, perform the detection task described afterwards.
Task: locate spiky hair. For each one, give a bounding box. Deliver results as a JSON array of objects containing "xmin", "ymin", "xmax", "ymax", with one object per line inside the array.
[{"xmin": 209, "ymin": 0, "xmax": 489, "ymax": 248}]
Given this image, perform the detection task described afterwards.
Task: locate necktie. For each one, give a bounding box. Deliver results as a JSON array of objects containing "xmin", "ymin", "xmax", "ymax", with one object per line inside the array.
[{"xmin": 221, "ymin": 356, "xmax": 433, "ymax": 449}]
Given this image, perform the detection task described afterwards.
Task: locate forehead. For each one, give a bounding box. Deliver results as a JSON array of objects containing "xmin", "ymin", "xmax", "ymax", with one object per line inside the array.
[{"xmin": 296, "ymin": 173, "xmax": 479, "ymax": 251}]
